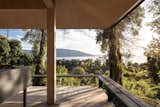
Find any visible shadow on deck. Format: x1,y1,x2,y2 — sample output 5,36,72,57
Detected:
0,86,114,107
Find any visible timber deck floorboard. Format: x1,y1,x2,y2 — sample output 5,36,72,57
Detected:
0,86,113,107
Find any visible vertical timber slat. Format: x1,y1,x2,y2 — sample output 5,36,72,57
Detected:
47,1,56,105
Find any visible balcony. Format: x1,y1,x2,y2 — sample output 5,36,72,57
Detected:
0,74,151,107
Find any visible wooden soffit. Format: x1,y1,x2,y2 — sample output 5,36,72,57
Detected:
0,0,143,29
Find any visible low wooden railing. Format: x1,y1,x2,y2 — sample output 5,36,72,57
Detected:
98,75,151,107
32,74,151,107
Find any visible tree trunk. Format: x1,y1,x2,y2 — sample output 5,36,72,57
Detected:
33,30,46,86
107,28,123,85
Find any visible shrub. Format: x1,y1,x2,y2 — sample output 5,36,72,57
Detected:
57,65,68,75
72,66,86,75
123,77,157,98
56,66,75,86
148,57,160,84
20,53,33,66
9,39,22,65
0,36,10,65
72,66,87,85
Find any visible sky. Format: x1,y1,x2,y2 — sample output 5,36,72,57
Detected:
0,1,157,63
0,29,102,55
56,29,102,55
0,27,154,63
0,29,31,50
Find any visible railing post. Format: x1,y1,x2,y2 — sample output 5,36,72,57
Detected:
99,78,103,88
23,87,27,107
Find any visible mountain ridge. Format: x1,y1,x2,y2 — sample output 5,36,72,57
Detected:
56,49,93,57
22,48,94,57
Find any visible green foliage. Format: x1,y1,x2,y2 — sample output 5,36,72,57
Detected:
22,30,47,86
96,30,109,53
56,59,159,106
145,37,160,58
84,60,104,74
0,35,32,66
105,70,110,77
57,66,73,85
72,66,86,85
123,76,157,98
20,53,33,66
0,36,10,65
8,39,22,65
127,62,148,73
97,28,123,84
146,0,160,34
72,66,86,75
124,66,160,106
147,57,160,84
57,60,107,86
57,59,81,72
96,7,144,84
57,65,68,75
145,37,160,84
57,59,107,75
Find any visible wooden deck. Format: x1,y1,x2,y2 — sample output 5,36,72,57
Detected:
0,86,114,107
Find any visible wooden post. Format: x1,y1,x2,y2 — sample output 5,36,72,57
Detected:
23,88,27,107
99,79,103,88
47,2,56,104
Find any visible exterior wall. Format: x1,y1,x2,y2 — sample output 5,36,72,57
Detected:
0,66,31,103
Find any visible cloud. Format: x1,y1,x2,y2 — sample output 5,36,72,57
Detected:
22,42,32,50
0,28,154,63
56,29,102,55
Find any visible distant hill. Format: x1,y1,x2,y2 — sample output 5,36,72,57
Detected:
57,49,93,57
22,49,94,57
22,50,32,54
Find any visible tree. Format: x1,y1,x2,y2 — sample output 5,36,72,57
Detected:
96,7,144,84
0,35,10,65
85,59,104,74
145,37,160,84
20,53,33,66
97,28,123,84
8,40,22,65
146,0,160,34
147,57,160,84
22,29,47,85
0,35,33,67
145,37,160,58
72,66,86,75
72,66,86,85
57,65,68,75
57,66,71,85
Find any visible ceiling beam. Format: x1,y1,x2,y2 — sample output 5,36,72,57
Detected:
107,0,144,29
43,0,54,8
0,9,47,29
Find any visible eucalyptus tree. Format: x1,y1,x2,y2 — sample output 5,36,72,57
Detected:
96,7,144,84
145,37,160,84
22,29,47,85
143,0,160,58
146,0,160,34
145,37,160,58
144,0,160,85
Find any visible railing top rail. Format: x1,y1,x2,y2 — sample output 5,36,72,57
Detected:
32,74,98,78
57,74,97,77
98,75,151,107
32,74,151,107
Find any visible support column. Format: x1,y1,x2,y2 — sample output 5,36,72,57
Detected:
47,2,56,105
